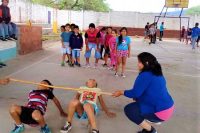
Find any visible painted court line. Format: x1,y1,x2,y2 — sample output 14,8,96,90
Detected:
7,53,58,77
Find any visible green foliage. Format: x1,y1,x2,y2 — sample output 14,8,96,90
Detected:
31,0,110,12
186,5,200,15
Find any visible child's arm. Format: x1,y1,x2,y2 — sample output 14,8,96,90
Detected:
98,95,116,118
0,78,10,85
75,93,81,100
61,38,65,48
52,97,68,117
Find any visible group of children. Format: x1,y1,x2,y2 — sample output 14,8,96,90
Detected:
60,23,83,67
0,78,115,133
181,24,200,48
60,23,131,78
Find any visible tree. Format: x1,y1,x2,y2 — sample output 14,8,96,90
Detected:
186,5,200,15
31,0,110,12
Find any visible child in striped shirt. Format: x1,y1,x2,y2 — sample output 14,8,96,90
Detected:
9,80,67,133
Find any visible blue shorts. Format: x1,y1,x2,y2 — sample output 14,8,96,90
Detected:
72,49,81,58
84,43,101,59
74,101,99,120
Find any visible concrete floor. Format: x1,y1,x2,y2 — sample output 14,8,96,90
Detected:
0,38,200,133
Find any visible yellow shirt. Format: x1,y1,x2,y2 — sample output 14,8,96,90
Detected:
78,86,101,105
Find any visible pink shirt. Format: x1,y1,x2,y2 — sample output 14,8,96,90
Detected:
155,105,174,121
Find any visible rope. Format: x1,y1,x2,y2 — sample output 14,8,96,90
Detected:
10,78,112,96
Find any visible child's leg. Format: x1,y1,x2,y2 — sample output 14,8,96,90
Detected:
116,56,122,74
32,110,46,127
77,57,80,64
62,54,66,63
9,104,22,125
122,56,127,74
67,99,84,123
83,103,97,130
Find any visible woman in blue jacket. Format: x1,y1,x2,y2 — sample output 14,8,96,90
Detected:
113,52,174,133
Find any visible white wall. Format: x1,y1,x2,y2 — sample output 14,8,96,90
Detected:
7,0,200,30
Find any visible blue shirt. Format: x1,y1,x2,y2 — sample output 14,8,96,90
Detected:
61,31,72,42
116,36,131,51
191,27,200,38
160,24,164,31
124,71,174,115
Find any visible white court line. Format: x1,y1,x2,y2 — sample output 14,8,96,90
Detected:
7,53,58,77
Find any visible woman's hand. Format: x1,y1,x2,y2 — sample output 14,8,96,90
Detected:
0,78,10,85
112,90,124,97
106,111,116,118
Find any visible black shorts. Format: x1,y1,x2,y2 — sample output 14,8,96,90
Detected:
104,46,110,55
20,106,42,125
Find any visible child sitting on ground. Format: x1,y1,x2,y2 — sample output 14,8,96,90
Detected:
9,80,67,133
69,25,83,67
60,79,116,133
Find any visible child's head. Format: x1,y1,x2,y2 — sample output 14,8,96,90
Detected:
2,0,9,6
74,25,79,34
137,52,163,76
182,26,185,29
89,23,96,33
70,23,76,31
120,27,128,36
107,27,112,34
100,27,106,33
86,79,98,88
65,23,71,32
195,22,199,27
60,25,66,32
111,29,117,37
38,80,54,91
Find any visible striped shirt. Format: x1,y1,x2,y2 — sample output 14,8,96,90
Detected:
26,90,55,114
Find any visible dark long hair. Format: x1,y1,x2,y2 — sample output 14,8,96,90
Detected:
42,80,54,91
138,52,163,76
118,27,127,45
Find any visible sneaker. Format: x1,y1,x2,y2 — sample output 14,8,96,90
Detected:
115,73,119,77
60,122,72,133
77,64,81,67
85,63,91,68
61,62,65,66
137,127,157,133
93,63,98,69
66,60,69,64
102,63,107,67
70,64,74,67
121,74,126,78
10,124,25,133
40,124,51,133
0,62,6,66
91,129,99,133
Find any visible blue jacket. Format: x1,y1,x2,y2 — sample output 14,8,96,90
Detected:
191,27,200,38
124,71,174,115
69,33,83,49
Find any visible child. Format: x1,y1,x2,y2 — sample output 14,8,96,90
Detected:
61,24,73,66
60,79,116,133
108,29,117,70
99,27,106,59
186,28,192,45
69,25,83,67
181,26,186,42
0,78,9,85
61,25,66,33
103,27,113,67
191,23,200,49
149,23,156,44
9,80,67,133
115,27,131,78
